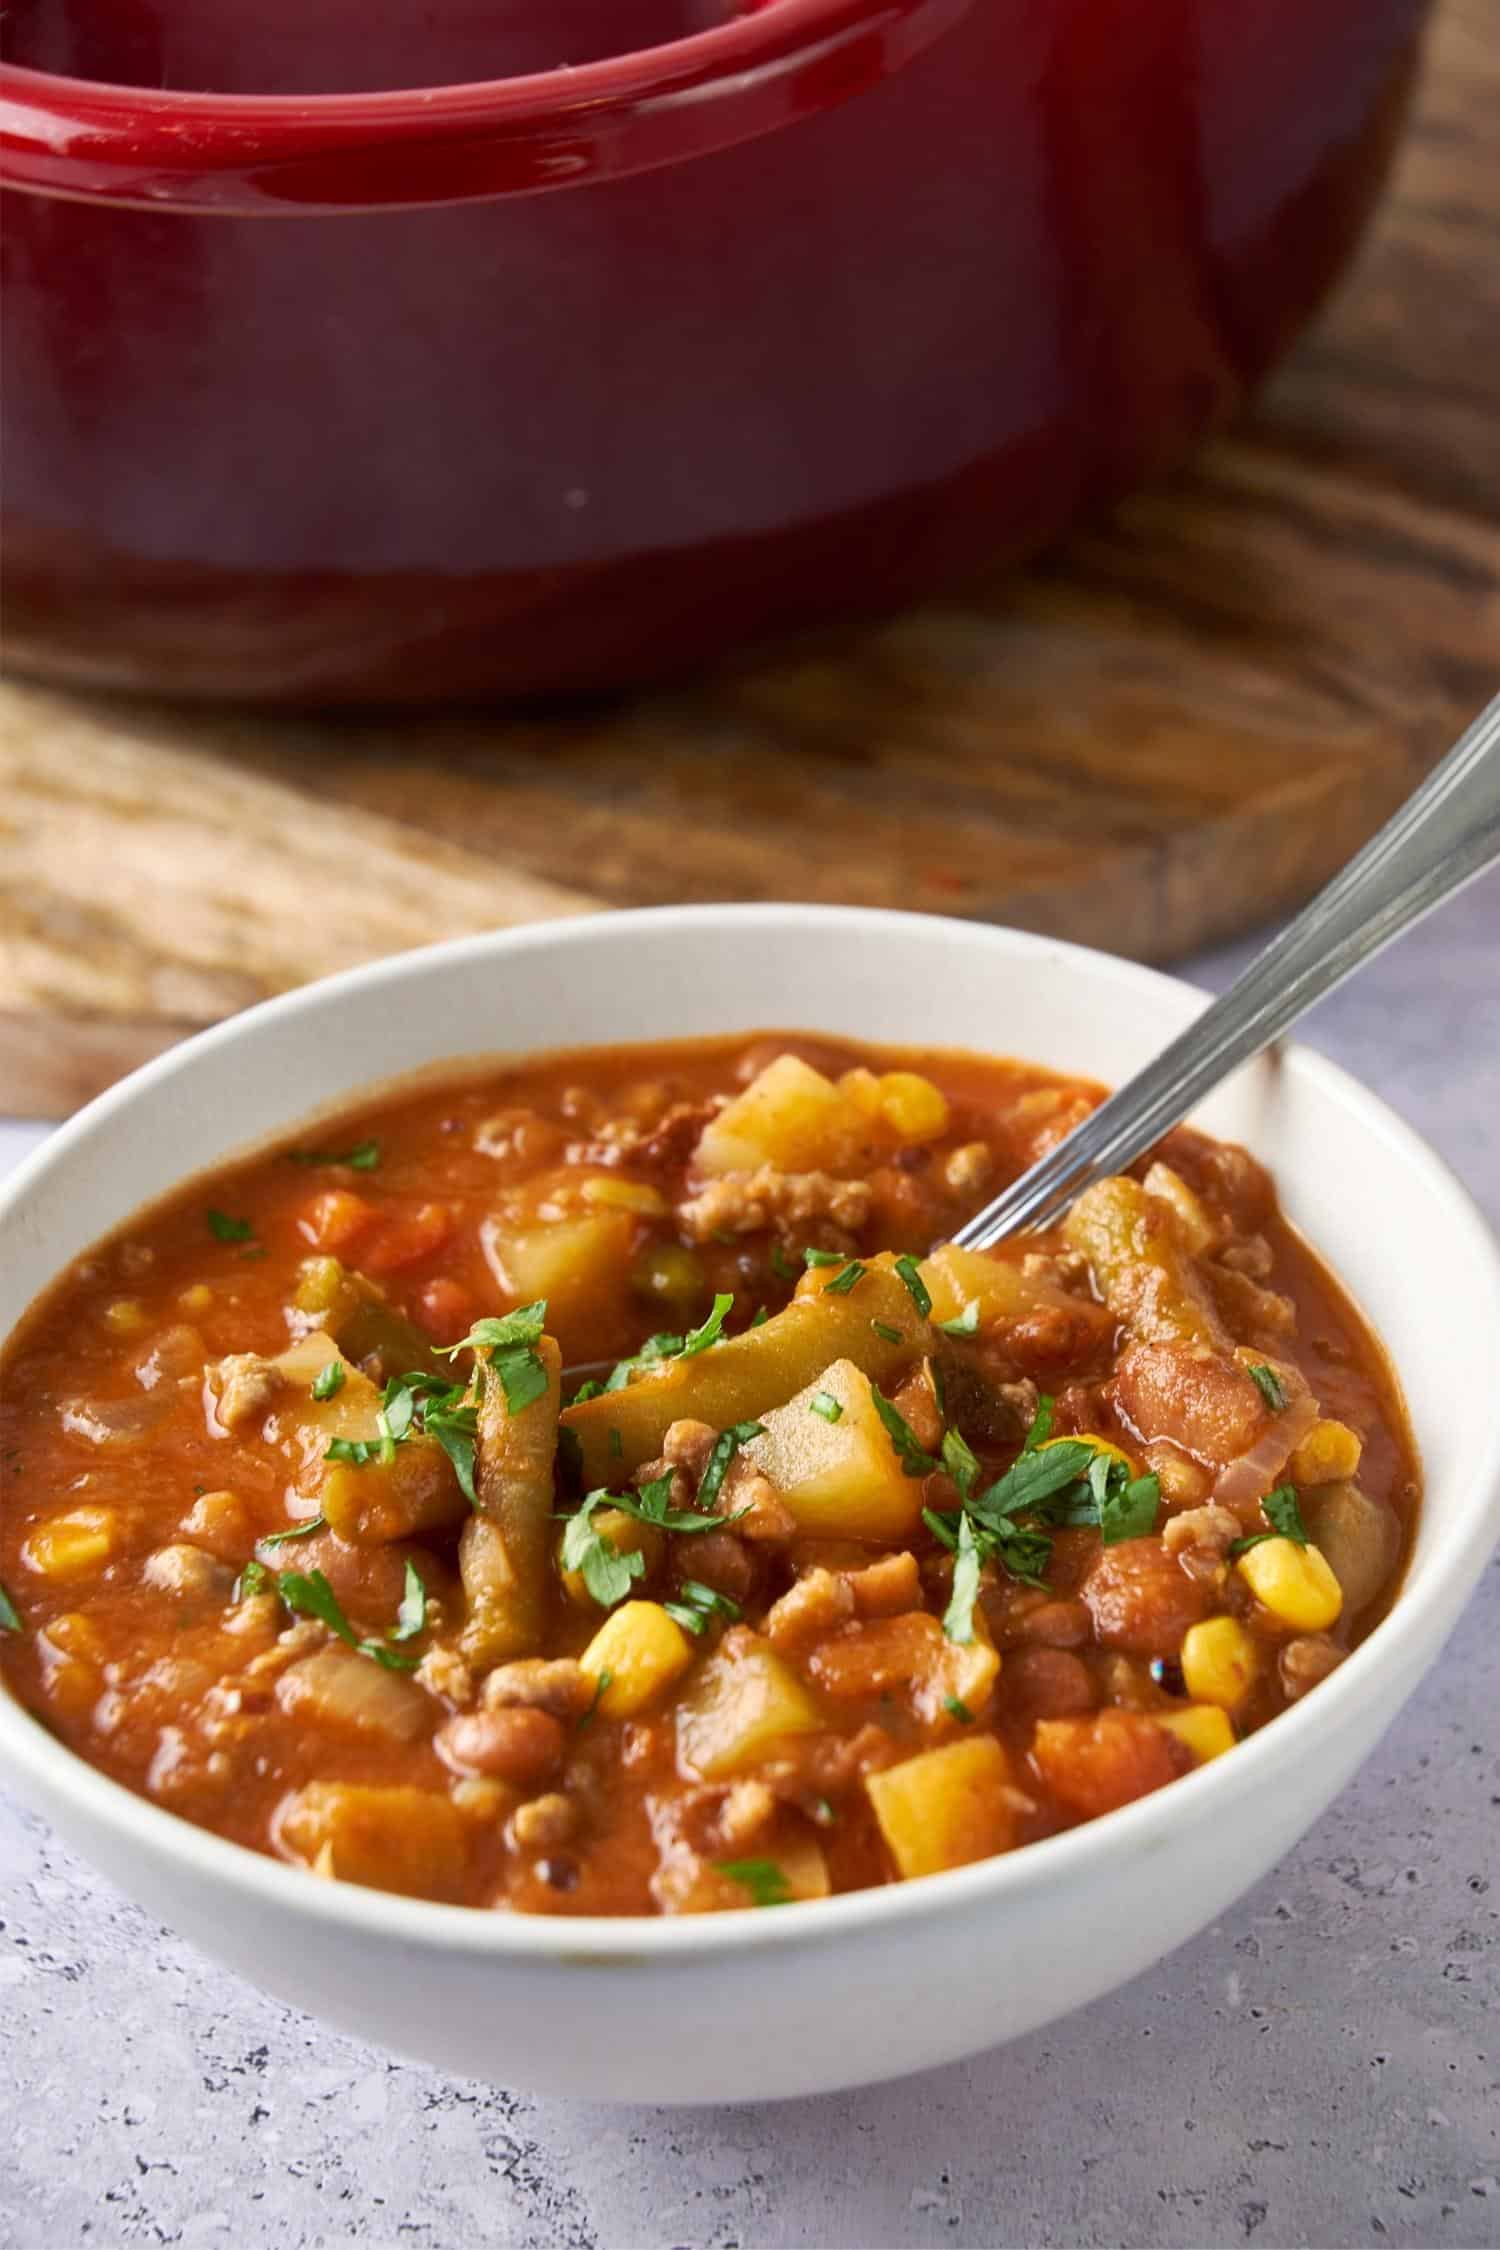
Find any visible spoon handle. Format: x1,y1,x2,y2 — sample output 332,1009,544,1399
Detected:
952,690,1500,1250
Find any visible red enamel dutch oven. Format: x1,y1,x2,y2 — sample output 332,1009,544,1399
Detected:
0,0,1429,704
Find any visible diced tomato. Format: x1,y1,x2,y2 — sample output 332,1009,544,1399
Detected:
361,1202,454,1275
298,1188,377,1250
415,1276,478,1344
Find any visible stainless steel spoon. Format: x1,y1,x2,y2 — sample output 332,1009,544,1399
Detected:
951,688,1500,1250
563,690,1499,1385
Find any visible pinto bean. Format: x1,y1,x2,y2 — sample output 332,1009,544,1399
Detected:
1005,1648,1096,1720
436,1705,567,1785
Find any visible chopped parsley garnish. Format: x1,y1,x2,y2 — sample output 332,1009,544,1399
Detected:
894,1256,932,1318
311,1359,345,1402
206,1209,254,1244
560,1496,647,1608
698,1421,766,1512
389,1558,428,1644
680,1293,735,1357
870,1320,903,1344
823,1261,866,1296
802,1247,845,1268
232,1559,275,1603
1248,1363,1288,1412
290,1138,381,1172
869,1386,938,1479
750,1306,769,1329
276,1565,423,1671
936,1300,980,1337
577,1668,612,1730
664,1580,742,1636
1230,1483,1310,1556
940,1427,980,1500
325,1435,385,1469
258,1515,326,1548
929,1432,1161,1635
941,1511,982,1644
0,1580,21,1634
718,1858,793,1908
942,1694,975,1724
1021,1393,1055,1450
442,1299,550,1415
809,1391,843,1424
770,1243,797,1282
321,1368,480,1505
559,1478,749,1611
572,1379,605,1404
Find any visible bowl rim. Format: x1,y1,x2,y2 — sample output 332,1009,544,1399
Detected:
2,902,1498,1962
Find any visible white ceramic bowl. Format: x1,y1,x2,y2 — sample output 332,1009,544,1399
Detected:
3,907,1498,2103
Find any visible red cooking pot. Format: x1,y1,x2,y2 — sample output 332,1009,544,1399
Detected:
0,0,1428,704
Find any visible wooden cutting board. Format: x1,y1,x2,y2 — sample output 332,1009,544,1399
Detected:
1,0,1494,1122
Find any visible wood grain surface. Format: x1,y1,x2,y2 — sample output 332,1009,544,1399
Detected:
1,0,1495,1120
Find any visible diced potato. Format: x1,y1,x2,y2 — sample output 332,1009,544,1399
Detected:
461,1335,563,1666
694,1055,850,1177
37,1611,106,1720
1236,1536,1343,1631
562,1254,931,1484
1156,1705,1236,1763
1142,1162,1220,1255
579,1175,668,1216
918,1244,1114,1353
275,1648,429,1741
560,1508,665,1607
22,1505,118,1579
1298,1481,1401,1616
1287,1418,1363,1487
1062,1176,1228,1350
580,1601,696,1718
1180,1616,1258,1709
747,1359,929,1543
270,1333,466,1547
866,1736,1018,1879
676,1638,826,1778
275,1782,469,1899
481,1211,634,1360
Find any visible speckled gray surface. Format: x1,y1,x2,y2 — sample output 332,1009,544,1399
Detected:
2,874,1497,2250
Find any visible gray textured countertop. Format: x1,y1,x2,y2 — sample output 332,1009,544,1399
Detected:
3,875,1497,2250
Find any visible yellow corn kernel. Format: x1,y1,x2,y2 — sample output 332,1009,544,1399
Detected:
1236,1536,1343,1631
835,1067,884,1118
23,1505,118,1580
580,1175,668,1217
559,1509,665,1607
1180,1616,1258,1709
1287,1418,1363,1487
876,1071,950,1143
1038,1433,1139,1478
102,1298,149,1337
580,1600,696,1718
177,1283,214,1314
1157,1705,1236,1763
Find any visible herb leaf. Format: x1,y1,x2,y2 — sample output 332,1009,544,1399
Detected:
942,1694,974,1724
441,1301,551,1416
942,1510,982,1643
698,1421,766,1512
664,1579,742,1636
560,1496,648,1607
1021,1394,1055,1450
291,1139,381,1172
870,1386,939,1479
276,1566,421,1670
1263,1484,1309,1542
823,1260,866,1296
0,1580,21,1633
1248,1363,1288,1412
718,1858,793,1908
1098,1470,1161,1545
770,1243,797,1282
390,1558,427,1643
311,1359,345,1402
232,1558,275,1603
936,1300,980,1337
680,1293,734,1358
940,1427,980,1502
894,1256,932,1318
207,1209,254,1244
258,1514,326,1548
809,1391,843,1424
802,1247,845,1268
